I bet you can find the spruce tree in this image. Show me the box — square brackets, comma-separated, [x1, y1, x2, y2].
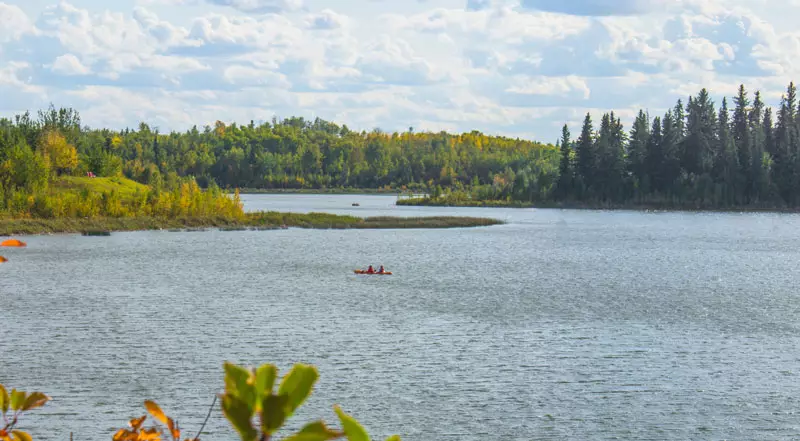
[732, 84, 751, 202]
[556, 124, 572, 198]
[715, 97, 738, 205]
[627, 109, 650, 195]
[575, 112, 595, 199]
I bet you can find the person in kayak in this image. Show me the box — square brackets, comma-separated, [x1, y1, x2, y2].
[378, 265, 386, 274]
[366, 265, 375, 274]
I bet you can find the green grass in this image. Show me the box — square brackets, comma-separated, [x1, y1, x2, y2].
[0, 212, 503, 235]
[396, 197, 535, 208]
[51, 176, 150, 198]
[237, 187, 405, 195]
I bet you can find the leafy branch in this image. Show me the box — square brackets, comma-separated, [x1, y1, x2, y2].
[0, 384, 51, 441]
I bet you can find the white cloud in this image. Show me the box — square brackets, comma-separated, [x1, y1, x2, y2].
[51, 53, 90, 75]
[0, 0, 799, 140]
[0, 3, 33, 42]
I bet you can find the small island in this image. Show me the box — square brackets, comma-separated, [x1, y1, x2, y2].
[0, 176, 501, 235]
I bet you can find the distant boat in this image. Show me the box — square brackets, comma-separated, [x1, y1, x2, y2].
[82, 230, 111, 236]
[354, 269, 392, 275]
[352, 203, 360, 207]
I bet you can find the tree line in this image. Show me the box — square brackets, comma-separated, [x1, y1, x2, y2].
[555, 83, 800, 208]
[6, 81, 800, 212]
[0, 105, 558, 196]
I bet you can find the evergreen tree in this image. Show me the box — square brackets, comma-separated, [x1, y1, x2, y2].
[556, 124, 572, 198]
[659, 110, 682, 195]
[773, 83, 796, 204]
[749, 91, 767, 200]
[714, 97, 738, 205]
[682, 89, 716, 176]
[575, 112, 595, 199]
[627, 109, 650, 195]
[732, 84, 751, 202]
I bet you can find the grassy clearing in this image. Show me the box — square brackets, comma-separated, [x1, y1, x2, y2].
[51, 176, 150, 198]
[0, 212, 503, 235]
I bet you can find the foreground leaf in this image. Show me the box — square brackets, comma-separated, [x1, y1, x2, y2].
[145, 400, 169, 425]
[11, 431, 31, 441]
[167, 417, 180, 440]
[129, 415, 147, 431]
[277, 364, 319, 415]
[385, 436, 401, 441]
[260, 394, 289, 434]
[113, 429, 133, 441]
[333, 406, 370, 441]
[224, 363, 256, 415]
[0, 384, 8, 414]
[22, 392, 51, 411]
[254, 364, 278, 411]
[9, 390, 25, 412]
[139, 428, 161, 441]
[0, 429, 9, 441]
[220, 394, 257, 441]
[283, 421, 344, 441]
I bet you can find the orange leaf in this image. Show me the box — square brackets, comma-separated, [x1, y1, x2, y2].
[167, 417, 180, 440]
[0, 256, 7, 263]
[114, 429, 137, 441]
[138, 428, 161, 441]
[129, 415, 147, 430]
[11, 431, 32, 441]
[144, 400, 168, 425]
[22, 392, 51, 411]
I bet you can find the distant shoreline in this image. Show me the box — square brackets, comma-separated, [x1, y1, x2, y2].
[0, 212, 503, 236]
[235, 188, 407, 195]
[396, 197, 800, 214]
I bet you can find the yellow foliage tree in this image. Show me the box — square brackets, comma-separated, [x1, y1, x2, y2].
[38, 129, 78, 175]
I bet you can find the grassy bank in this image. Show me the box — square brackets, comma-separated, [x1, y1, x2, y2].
[0, 212, 502, 235]
[397, 196, 800, 213]
[237, 187, 406, 195]
[396, 197, 535, 208]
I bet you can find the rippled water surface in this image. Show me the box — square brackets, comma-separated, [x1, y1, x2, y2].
[4, 194, 800, 440]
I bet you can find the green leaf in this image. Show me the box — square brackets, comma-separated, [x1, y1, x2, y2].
[224, 362, 256, 416]
[334, 405, 370, 441]
[9, 390, 25, 412]
[277, 364, 319, 415]
[384, 436, 401, 441]
[254, 364, 278, 412]
[259, 394, 289, 434]
[220, 393, 257, 441]
[0, 384, 8, 415]
[283, 421, 344, 441]
[22, 392, 50, 411]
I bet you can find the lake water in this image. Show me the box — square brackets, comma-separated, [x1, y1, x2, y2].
[4, 194, 800, 440]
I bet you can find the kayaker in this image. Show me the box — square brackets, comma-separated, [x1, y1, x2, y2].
[366, 265, 375, 274]
[378, 265, 386, 274]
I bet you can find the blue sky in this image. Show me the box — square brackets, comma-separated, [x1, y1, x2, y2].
[1, 0, 798, 142]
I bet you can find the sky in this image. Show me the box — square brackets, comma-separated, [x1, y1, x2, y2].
[1, 0, 800, 142]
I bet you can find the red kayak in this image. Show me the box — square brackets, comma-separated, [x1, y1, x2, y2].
[354, 269, 392, 275]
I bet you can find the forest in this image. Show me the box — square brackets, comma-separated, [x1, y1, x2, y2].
[553, 82, 799, 209]
[4, 81, 800, 214]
